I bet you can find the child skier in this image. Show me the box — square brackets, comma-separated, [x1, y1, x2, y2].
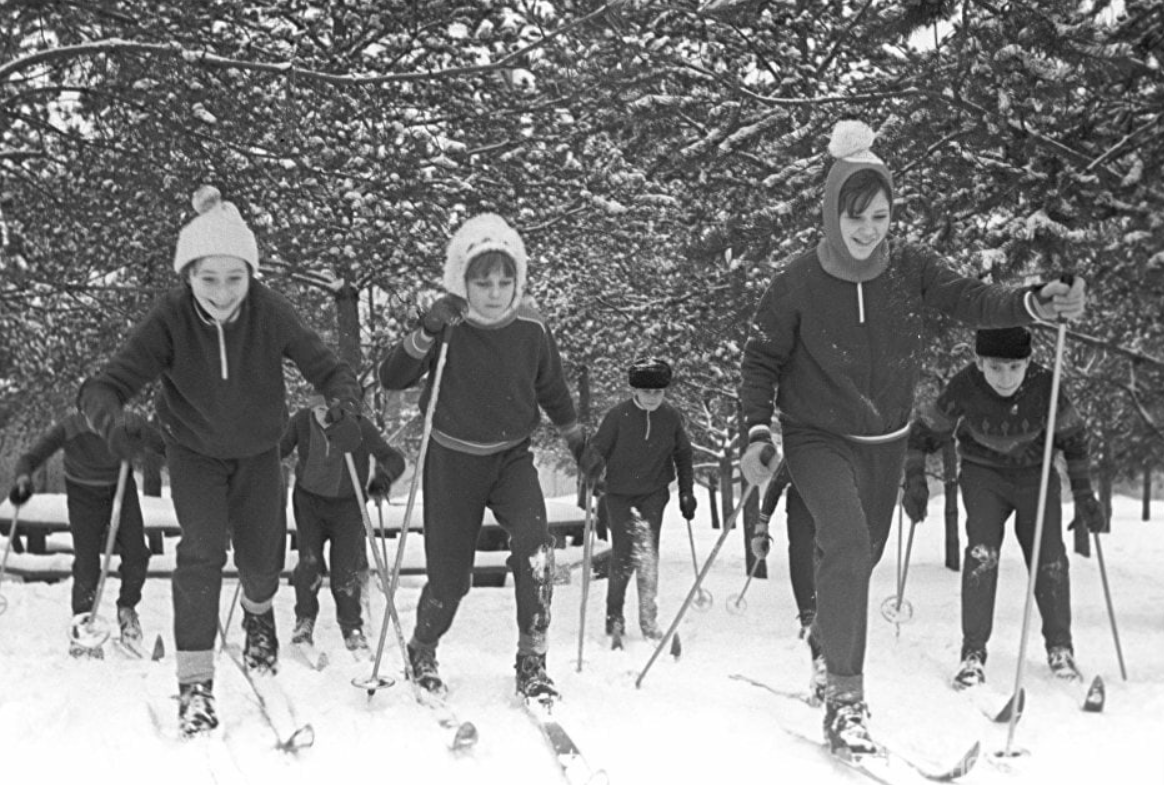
[378, 213, 586, 701]
[580, 357, 696, 644]
[904, 326, 1106, 689]
[738, 120, 1087, 757]
[750, 460, 825, 701]
[281, 395, 406, 655]
[8, 411, 164, 658]
[78, 186, 362, 737]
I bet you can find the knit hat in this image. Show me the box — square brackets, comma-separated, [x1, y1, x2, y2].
[975, 327, 1033, 360]
[173, 186, 259, 274]
[628, 357, 673, 389]
[443, 213, 527, 326]
[819, 121, 895, 282]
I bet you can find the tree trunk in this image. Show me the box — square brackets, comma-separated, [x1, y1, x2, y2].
[333, 282, 362, 374]
[1144, 462, 1152, 522]
[577, 364, 590, 422]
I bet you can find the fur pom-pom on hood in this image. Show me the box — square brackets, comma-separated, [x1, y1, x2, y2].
[443, 213, 528, 326]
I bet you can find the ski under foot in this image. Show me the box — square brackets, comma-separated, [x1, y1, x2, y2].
[523, 693, 608, 785]
[221, 644, 314, 753]
[113, 636, 146, 659]
[291, 641, 329, 671]
[415, 685, 478, 751]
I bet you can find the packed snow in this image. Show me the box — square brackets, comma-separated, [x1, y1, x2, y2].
[0, 488, 1161, 784]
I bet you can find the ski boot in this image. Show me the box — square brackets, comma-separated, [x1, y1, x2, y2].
[606, 614, 625, 650]
[1048, 646, 1082, 681]
[807, 628, 827, 705]
[118, 605, 143, 646]
[178, 680, 219, 738]
[343, 627, 370, 655]
[953, 650, 986, 689]
[407, 643, 446, 696]
[68, 640, 104, 659]
[516, 652, 559, 702]
[641, 621, 663, 641]
[824, 698, 879, 759]
[242, 608, 279, 675]
[291, 616, 315, 646]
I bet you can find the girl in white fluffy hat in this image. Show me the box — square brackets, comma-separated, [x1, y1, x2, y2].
[738, 121, 1088, 757]
[379, 213, 586, 702]
[79, 187, 362, 738]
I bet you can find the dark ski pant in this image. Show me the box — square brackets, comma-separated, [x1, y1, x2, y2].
[783, 424, 905, 701]
[65, 476, 150, 616]
[412, 439, 555, 657]
[291, 485, 369, 633]
[959, 461, 1072, 659]
[603, 487, 669, 633]
[168, 443, 286, 684]
[785, 484, 817, 626]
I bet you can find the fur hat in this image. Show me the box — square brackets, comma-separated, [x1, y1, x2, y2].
[629, 357, 673, 389]
[173, 186, 259, 274]
[975, 327, 1032, 360]
[443, 213, 527, 325]
[820, 121, 895, 280]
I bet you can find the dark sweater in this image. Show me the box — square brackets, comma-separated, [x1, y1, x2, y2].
[280, 409, 405, 499]
[15, 412, 164, 486]
[740, 242, 1034, 439]
[79, 282, 360, 460]
[907, 362, 1092, 494]
[589, 399, 694, 497]
[378, 302, 579, 455]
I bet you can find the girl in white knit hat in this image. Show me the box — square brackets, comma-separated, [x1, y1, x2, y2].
[79, 186, 362, 738]
[738, 121, 1088, 758]
[378, 213, 587, 704]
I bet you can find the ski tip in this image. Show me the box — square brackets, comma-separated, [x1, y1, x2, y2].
[949, 740, 981, 779]
[452, 721, 479, 750]
[151, 634, 165, 661]
[670, 633, 682, 659]
[1083, 675, 1105, 713]
[993, 688, 1025, 723]
[278, 723, 315, 753]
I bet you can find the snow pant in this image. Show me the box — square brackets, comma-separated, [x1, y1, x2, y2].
[290, 485, 369, 634]
[412, 439, 555, 657]
[168, 443, 287, 685]
[785, 484, 818, 625]
[782, 423, 906, 702]
[65, 476, 150, 616]
[603, 486, 669, 634]
[959, 461, 1072, 659]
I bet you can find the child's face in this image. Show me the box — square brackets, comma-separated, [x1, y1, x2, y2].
[839, 189, 891, 261]
[312, 403, 329, 427]
[976, 356, 1031, 397]
[466, 268, 516, 320]
[190, 255, 250, 322]
[633, 388, 666, 411]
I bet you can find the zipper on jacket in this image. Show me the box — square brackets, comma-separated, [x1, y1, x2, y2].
[857, 281, 866, 324]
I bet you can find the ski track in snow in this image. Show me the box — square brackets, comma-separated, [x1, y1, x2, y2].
[0, 493, 1162, 784]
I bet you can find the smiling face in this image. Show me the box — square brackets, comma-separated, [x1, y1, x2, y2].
[189, 255, 250, 322]
[632, 388, 666, 411]
[977, 356, 1031, 397]
[839, 189, 891, 261]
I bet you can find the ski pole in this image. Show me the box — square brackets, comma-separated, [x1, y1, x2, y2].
[636, 483, 758, 688]
[0, 501, 22, 616]
[576, 480, 595, 672]
[1001, 316, 1069, 757]
[726, 545, 765, 615]
[219, 580, 242, 652]
[345, 452, 407, 694]
[685, 516, 713, 610]
[1092, 531, 1127, 680]
[881, 503, 918, 629]
[69, 460, 130, 648]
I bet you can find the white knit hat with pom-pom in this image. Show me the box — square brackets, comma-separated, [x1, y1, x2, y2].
[828, 120, 884, 164]
[173, 186, 259, 274]
[443, 213, 527, 302]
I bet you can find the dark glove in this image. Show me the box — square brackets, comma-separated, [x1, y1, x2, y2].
[595, 497, 609, 541]
[679, 492, 697, 520]
[421, 294, 468, 335]
[323, 399, 363, 453]
[750, 521, 771, 560]
[8, 474, 33, 506]
[107, 417, 148, 461]
[564, 429, 587, 466]
[902, 470, 929, 524]
[1070, 493, 1109, 534]
[579, 445, 604, 485]
[366, 471, 393, 503]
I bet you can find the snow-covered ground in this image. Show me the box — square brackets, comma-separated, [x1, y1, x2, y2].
[0, 490, 1161, 784]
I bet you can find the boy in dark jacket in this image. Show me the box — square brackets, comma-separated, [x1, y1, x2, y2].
[905, 326, 1106, 689]
[78, 186, 361, 737]
[8, 411, 164, 658]
[281, 395, 406, 655]
[378, 213, 586, 702]
[738, 120, 1087, 757]
[581, 357, 695, 643]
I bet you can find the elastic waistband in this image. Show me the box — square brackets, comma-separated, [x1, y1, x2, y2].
[842, 423, 911, 444]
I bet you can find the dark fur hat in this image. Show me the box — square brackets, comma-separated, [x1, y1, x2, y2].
[975, 327, 1032, 360]
[628, 357, 673, 389]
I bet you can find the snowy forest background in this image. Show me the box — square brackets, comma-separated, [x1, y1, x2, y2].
[0, 0, 1162, 516]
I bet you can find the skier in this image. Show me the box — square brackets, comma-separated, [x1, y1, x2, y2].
[8, 411, 164, 658]
[280, 394, 406, 656]
[750, 460, 825, 702]
[78, 186, 362, 738]
[904, 326, 1107, 689]
[378, 213, 587, 701]
[738, 120, 1087, 757]
[579, 357, 696, 644]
